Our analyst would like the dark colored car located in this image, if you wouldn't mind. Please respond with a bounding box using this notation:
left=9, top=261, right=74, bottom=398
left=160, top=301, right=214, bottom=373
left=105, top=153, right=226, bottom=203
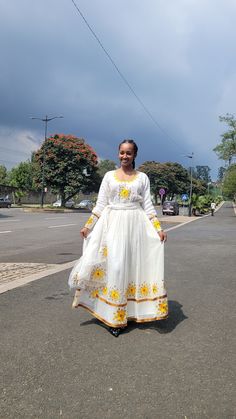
left=0, top=197, right=12, bottom=208
left=162, top=200, right=179, bottom=215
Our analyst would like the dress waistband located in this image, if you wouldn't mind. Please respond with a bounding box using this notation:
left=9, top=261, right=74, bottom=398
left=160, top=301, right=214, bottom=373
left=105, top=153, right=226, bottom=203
left=107, top=202, right=141, bottom=210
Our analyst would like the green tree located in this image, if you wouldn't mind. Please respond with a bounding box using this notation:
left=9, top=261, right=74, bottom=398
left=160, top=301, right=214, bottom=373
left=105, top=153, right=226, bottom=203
left=0, top=165, right=7, bottom=184
left=195, top=165, right=211, bottom=183
left=138, top=161, right=189, bottom=202
left=222, top=164, right=236, bottom=200
left=213, top=114, right=236, bottom=165
left=191, top=178, right=207, bottom=196
left=34, top=134, right=98, bottom=206
left=97, top=159, right=117, bottom=178
left=8, top=161, right=36, bottom=191
left=218, top=166, right=226, bottom=182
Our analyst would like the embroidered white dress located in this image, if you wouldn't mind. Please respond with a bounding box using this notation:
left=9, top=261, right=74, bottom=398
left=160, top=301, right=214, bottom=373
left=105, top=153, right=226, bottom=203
left=68, top=170, right=168, bottom=328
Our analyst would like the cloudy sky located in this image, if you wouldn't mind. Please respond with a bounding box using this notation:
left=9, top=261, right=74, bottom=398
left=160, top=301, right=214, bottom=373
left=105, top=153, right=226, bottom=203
left=1, top=0, right=236, bottom=179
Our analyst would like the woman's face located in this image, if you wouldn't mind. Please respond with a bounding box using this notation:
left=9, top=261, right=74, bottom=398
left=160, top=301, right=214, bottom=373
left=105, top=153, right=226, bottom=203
left=119, top=143, right=136, bottom=169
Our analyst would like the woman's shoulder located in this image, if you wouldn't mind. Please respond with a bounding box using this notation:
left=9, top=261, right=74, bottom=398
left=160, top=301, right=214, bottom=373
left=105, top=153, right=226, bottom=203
left=101, top=170, right=116, bottom=181
left=136, top=171, right=149, bottom=181
left=103, top=170, right=116, bottom=177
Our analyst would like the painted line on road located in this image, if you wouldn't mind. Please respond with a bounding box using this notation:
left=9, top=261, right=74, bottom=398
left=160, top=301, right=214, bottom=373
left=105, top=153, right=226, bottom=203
left=0, top=260, right=76, bottom=294
left=0, top=230, right=12, bottom=234
left=1, top=202, right=226, bottom=294
left=44, top=217, right=68, bottom=220
left=48, top=223, right=77, bottom=229
left=165, top=201, right=225, bottom=232
left=0, top=219, right=21, bottom=223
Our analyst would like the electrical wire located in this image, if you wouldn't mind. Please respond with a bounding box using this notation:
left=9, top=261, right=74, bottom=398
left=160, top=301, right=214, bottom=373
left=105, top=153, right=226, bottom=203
left=70, top=0, right=185, bottom=152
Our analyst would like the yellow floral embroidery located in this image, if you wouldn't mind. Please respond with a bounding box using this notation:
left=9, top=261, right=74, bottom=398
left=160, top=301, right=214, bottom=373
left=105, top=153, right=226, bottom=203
left=90, top=289, right=99, bottom=299
left=110, top=289, right=120, bottom=301
left=113, top=308, right=126, bottom=323
left=85, top=214, right=98, bottom=229
left=158, top=301, right=168, bottom=314
left=152, top=217, right=161, bottom=231
left=152, top=284, right=158, bottom=295
left=86, top=216, right=94, bottom=225
left=91, top=267, right=106, bottom=281
left=119, top=187, right=131, bottom=199
left=102, top=287, right=108, bottom=296
left=127, top=284, right=136, bottom=297
left=140, top=283, right=149, bottom=297
left=102, top=246, right=108, bottom=257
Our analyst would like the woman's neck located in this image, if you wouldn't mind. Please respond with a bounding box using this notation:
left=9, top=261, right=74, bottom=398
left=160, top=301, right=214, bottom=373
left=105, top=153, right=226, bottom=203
left=119, top=166, right=135, bottom=174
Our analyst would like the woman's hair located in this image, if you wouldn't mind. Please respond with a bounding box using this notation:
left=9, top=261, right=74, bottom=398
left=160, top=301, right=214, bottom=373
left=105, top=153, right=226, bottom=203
left=119, top=139, right=138, bottom=169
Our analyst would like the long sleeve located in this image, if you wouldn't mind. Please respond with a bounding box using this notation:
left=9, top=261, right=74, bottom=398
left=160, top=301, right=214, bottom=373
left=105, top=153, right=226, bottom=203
left=84, top=172, right=109, bottom=230
left=142, top=174, right=162, bottom=232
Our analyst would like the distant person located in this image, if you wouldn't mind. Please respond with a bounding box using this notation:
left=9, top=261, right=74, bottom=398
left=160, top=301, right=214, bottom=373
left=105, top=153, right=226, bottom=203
left=69, top=139, right=168, bottom=337
left=211, top=202, right=216, bottom=216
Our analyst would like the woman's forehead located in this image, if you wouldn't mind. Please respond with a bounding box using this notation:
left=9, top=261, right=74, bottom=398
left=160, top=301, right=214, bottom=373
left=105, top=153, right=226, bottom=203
left=119, top=143, right=135, bottom=152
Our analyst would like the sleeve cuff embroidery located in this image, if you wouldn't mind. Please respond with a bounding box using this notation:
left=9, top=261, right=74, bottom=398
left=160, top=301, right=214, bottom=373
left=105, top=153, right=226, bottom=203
left=84, top=213, right=99, bottom=230
left=151, top=216, right=162, bottom=232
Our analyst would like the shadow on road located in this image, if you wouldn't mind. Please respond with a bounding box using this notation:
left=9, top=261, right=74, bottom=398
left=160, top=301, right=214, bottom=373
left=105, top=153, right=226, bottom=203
left=80, top=300, right=187, bottom=335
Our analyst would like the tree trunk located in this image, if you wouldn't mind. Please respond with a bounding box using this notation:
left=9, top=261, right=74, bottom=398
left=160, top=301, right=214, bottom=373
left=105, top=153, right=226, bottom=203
left=61, top=191, right=66, bottom=207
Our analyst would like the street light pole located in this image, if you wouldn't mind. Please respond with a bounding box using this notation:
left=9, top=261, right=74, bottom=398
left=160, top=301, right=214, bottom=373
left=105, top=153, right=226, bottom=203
left=31, top=115, right=63, bottom=207
left=184, top=153, right=194, bottom=217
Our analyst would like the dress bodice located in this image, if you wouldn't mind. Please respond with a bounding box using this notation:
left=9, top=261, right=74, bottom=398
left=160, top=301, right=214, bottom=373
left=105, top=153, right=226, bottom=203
left=92, top=170, right=156, bottom=218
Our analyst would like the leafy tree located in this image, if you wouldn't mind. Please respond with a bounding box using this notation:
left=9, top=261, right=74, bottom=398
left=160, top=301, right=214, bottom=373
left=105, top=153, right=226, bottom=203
left=191, top=178, right=207, bottom=196
left=138, top=161, right=189, bottom=202
left=97, top=159, right=117, bottom=178
left=218, top=166, right=226, bottom=182
left=34, top=134, right=98, bottom=206
left=213, top=114, right=236, bottom=165
left=0, top=165, right=7, bottom=184
left=195, top=165, right=211, bottom=183
left=7, top=161, right=36, bottom=191
left=222, top=164, right=236, bottom=200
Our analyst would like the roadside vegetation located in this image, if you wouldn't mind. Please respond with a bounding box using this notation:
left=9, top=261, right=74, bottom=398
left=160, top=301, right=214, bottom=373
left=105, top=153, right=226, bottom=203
left=2, top=115, right=236, bottom=211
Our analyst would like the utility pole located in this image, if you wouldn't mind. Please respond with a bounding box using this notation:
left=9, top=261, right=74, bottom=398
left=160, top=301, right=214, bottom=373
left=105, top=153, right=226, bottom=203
left=31, top=115, right=63, bottom=207
left=184, top=153, right=194, bottom=217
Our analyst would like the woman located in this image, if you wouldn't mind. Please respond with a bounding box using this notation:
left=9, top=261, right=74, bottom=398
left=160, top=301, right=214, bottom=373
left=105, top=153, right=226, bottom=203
left=69, top=140, right=168, bottom=336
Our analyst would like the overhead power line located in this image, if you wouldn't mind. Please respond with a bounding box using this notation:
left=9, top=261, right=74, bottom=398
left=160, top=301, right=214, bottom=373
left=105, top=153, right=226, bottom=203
left=70, top=0, right=185, bottom=152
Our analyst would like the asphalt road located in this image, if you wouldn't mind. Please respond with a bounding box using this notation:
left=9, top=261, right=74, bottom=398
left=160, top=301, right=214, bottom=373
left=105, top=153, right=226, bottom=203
left=0, top=208, right=175, bottom=264
left=0, top=203, right=235, bottom=418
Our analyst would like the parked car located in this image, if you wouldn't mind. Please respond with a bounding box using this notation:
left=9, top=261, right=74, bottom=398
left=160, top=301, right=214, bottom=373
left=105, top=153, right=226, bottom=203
left=0, top=197, right=12, bottom=208
left=162, top=200, right=179, bottom=215
left=52, top=199, right=75, bottom=208
left=76, top=200, right=93, bottom=210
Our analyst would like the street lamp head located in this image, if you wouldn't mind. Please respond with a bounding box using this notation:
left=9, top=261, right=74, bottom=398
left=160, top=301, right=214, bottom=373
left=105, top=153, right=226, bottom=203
left=184, top=153, right=194, bottom=159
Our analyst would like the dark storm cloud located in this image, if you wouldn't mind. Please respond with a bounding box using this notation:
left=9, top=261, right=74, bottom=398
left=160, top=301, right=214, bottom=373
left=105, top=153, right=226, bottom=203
left=1, top=0, right=236, bottom=177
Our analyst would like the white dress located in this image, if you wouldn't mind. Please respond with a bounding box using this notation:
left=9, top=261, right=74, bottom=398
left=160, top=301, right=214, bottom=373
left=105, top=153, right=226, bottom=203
left=68, top=170, right=168, bottom=328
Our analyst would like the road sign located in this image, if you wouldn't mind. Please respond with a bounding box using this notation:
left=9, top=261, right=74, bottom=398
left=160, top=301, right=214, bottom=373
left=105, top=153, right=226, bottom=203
left=159, top=188, right=166, bottom=196
left=181, top=194, right=188, bottom=201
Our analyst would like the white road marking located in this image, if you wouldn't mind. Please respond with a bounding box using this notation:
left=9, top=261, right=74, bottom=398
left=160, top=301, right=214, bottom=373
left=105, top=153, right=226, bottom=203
left=0, top=219, right=21, bottom=223
left=165, top=201, right=225, bottom=232
left=1, top=202, right=227, bottom=293
left=44, top=217, right=67, bottom=220
left=48, top=223, right=77, bottom=229
left=0, top=231, right=12, bottom=234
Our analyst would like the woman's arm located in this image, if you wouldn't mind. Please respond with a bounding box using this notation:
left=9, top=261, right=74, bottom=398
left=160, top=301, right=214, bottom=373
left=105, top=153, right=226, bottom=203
left=81, top=172, right=109, bottom=238
left=141, top=174, right=167, bottom=242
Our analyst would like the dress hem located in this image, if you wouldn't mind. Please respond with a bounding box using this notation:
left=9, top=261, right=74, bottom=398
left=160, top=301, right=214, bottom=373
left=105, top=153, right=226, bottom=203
left=76, top=302, right=168, bottom=328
